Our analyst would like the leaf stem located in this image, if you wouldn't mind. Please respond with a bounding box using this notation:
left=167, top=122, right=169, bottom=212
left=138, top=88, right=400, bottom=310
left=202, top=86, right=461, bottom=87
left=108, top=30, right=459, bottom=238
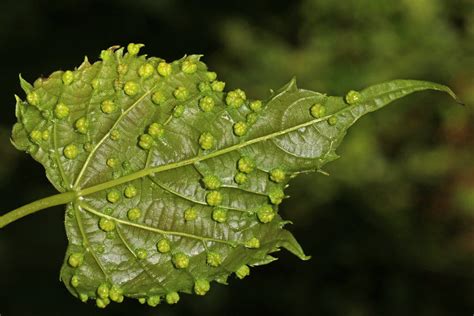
left=0, top=191, right=77, bottom=229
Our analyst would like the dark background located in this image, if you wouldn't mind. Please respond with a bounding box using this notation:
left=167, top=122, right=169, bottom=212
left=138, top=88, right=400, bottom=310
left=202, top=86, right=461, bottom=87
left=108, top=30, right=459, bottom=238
left=0, top=0, right=473, bottom=315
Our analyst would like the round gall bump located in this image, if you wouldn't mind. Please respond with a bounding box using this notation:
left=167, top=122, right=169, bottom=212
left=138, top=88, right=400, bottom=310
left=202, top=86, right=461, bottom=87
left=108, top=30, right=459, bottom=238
left=181, top=60, right=197, bottom=74
left=68, top=253, right=84, bottom=268
left=194, top=279, right=210, bottom=296
left=237, top=157, right=255, bottom=174
left=345, top=90, right=361, bottom=105
left=107, top=190, right=120, bottom=203
left=79, top=293, right=89, bottom=302
left=138, top=298, right=146, bottom=304
left=234, top=172, right=248, bottom=185
left=127, top=207, right=141, bottom=221
left=63, top=144, right=79, bottom=159
left=96, top=298, right=110, bottom=309
left=62, top=71, right=74, bottom=85
left=173, top=87, right=189, bottom=101
left=157, top=239, right=171, bottom=253
left=71, top=275, right=80, bottom=288
left=147, top=295, right=161, bottom=307
left=138, top=134, right=154, bottom=150
left=124, top=81, right=139, bottom=96
left=211, top=80, right=225, bottom=92
left=269, top=168, right=286, bottom=183
left=198, top=82, right=211, bottom=92
left=148, top=122, right=164, bottom=138
left=184, top=207, right=198, bottom=221
left=110, top=130, right=121, bottom=141
left=212, top=207, right=227, bottom=223
left=124, top=185, right=137, bottom=198
left=27, top=91, right=40, bottom=106
left=236, top=265, right=250, bottom=279
left=101, top=100, right=116, bottom=114
left=233, top=121, right=248, bottom=136
left=268, top=187, right=285, bottom=205
left=328, top=116, right=338, bottom=125
left=42, top=130, right=50, bottom=141
left=97, top=283, right=110, bottom=299
left=199, top=132, right=215, bottom=150
left=199, top=96, right=215, bottom=112
left=173, top=104, right=185, bottom=118
left=109, top=285, right=124, bottom=303
left=257, top=204, right=275, bottom=223
left=245, top=237, right=260, bottom=249
left=172, top=252, right=189, bottom=269
left=206, top=252, right=222, bottom=267
left=202, top=175, right=221, bottom=190
left=106, top=158, right=119, bottom=169
left=226, top=89, right=246, bottom=108
left=246, top=112, right=259, bottom=124
left=99, top=217, right=116, bottom=232
left=157, top=62, right=172, bottom=77
left=165, top=292, right=180, bottom=304
left=206, top=191, right=222, bottom=206
left=206, top=71, right=217, bottom=82
left=136, top=248, right=148, bottom=260
left=117, top=64, right=128, bottom=75
left=310, top=103, right=326, bottom=118
left=127, top=43, right=144, bottom=55
left=75, top=117, right=89, bottom=134
left=249, top=100, right=263, bottom=112
left=152, top=91, right=166, bottom=105
left=54, top=103, right=70, bottom=119
left=138, top=63, right=154, bottom=78
left=29, top=130, right=42, bottom=144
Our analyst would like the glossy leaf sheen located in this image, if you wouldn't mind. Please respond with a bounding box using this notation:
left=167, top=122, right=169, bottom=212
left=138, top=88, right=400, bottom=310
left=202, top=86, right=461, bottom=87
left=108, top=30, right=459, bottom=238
left=10, top=45, right=457, bottom=307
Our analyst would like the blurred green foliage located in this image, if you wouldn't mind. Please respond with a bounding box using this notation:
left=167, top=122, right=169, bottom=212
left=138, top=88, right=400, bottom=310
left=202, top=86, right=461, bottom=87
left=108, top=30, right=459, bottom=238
left=0, top=0, right=472, bottom=315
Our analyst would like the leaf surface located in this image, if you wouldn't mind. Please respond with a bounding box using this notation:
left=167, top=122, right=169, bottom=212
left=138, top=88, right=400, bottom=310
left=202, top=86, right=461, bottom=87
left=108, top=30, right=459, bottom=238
left=11, top=44, right=457, bottom=307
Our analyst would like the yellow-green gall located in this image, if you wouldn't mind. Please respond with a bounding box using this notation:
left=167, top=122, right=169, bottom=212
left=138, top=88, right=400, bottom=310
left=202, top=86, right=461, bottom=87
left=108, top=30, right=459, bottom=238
left=157, top=239, right=171, bottom=253
left=101, top=100, right=116, bottom=114
left=245, top=237, right=260, bottom=249
left=54, top=103, right=70, bottom=119
left=173, top=86, right=189, bottom=101
left=62, top=70, right=74, bottom=85
left=27, top=91, right=40, bottom=106
left=202, top=175, right=221, bottom=190
left=345, top=90, right=361, bottom=105
left=198, top=82, right=211, bottom=92
left=268, top=187, right=285, bottom=205
left=136, top=248, right=148, bottom=260
left=236, top=265, right=250, bottom=279
left=310, top=103, right=326, bottom=118
left=148, top=122, right=164, bottom=138
left=184, top=207, right=198, bottom=221
left=29, top=130, right=42, bottom=144
left=97, top=283, right=110, bottom=299
left=269, top=168, right=286, bottom=183
left=173, top=104, right=185, bottom=118
left=79, top=293, right=89, bottom=303
left=234, top=172, right=248, bottom=185
left=107, top=190, right=120, bottom=203
left=106, top=157, right=119, bottom=168
left=211, top=80, right=225, bottom=92
left=147, top=295, right=161, bottom=307
left=63, top=144, right=78, bottom=159
left=181, top=60, right=197, bottom=74
left=138, top=63, right=154, bottom=78
left=71, top=275, right=80, bottom=288
left=96, top=298, right=110, bottom=309
left=138, top=134, right=153, bottom=150
left=246, top=112, right=259, bottom=124
left=157, top=62, right=172, bottom=77
left=138, top=298, right=146, bottom=304
left=249, top=100, right=263, bottom=112
left=42, top=130, right=50, bottom=141
left=124, top=185, right=137, bottom=198
left=199, top=132, right=215, bottom=150
left=233, top=121, right=248, bottom=136
left=68, top=253, right=84, bottom=268
left=206, top=71, right=217, bottom=81
left=127, top=43, right=144, bottom=55
left=110, top=130, right=120, bottom=141
left=127, top=207, right=141, bottom=221
left=172, top=252, right=189, bottom=269
left=206, top=252, right=222, bottom=267
left=75, top=117, right=89, bottom=134
left=212, top=207, right=227, bottom=223
left=328, top=116, right=338, bottom=125
left=206, top=191, right=222, bottom=206
left=194, top=279, right=210, bottom=296
left=238, top=156, right=255, bottom=174
left=100, top=49, right=113, bottom=61
left=257, top=204, right=275, bottom=223
left=226, top=89, right=246, bottom=108
left=124, top=81, right=139, bottom=96
left=109, top=285, right=124, bottom=303
left=165, top=292, right=180, bottom=304
left=99, top=217, right=116, bottom=232
left=151, top=91, right=166, bottom=105
left=199, top=96, right=215, bottom=112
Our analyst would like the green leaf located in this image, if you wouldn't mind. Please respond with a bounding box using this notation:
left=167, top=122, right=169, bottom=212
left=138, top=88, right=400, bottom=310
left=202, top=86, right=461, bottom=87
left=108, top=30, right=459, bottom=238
left=9, top=44, right=458, bottom=308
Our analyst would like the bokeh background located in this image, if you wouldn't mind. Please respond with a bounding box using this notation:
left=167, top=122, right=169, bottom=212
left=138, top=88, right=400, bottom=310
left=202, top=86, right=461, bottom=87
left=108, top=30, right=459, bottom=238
left=0, top=0, right=473, bottom=315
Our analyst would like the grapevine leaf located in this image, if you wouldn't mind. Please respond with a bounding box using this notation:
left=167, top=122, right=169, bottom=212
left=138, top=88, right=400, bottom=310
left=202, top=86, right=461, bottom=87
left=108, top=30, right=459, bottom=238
left=10, top=44, right=458, bottom=308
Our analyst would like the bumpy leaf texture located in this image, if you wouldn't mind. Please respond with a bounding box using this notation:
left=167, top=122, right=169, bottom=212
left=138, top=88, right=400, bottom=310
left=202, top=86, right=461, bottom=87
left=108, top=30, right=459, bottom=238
left=11, top=44, right=457, bottom=308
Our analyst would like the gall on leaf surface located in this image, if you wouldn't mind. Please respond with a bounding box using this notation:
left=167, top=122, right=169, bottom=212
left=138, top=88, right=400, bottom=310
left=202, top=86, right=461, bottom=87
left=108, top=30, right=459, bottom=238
left=10, top=44, right=458, bottom=308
